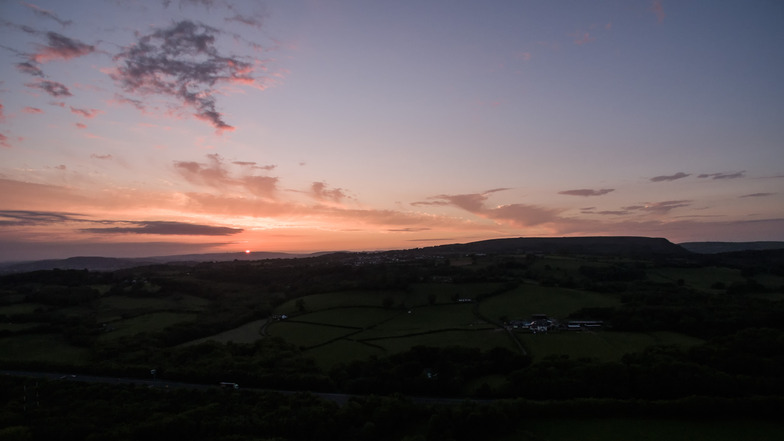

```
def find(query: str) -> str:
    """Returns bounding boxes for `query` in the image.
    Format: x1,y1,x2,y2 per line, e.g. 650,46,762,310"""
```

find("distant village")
504,314,604,333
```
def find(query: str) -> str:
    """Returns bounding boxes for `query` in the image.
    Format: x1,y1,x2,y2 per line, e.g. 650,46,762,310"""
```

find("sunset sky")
1,0,783,262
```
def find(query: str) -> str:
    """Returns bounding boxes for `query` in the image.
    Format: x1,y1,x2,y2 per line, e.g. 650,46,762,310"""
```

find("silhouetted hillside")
680,241,784,254
0,251,323,274
421,236,690,257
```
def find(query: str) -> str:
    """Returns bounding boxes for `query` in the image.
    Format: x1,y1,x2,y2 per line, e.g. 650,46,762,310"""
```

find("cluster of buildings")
505,314,604,333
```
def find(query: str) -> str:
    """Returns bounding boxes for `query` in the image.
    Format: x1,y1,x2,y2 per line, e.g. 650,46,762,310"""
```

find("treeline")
2,377,783,441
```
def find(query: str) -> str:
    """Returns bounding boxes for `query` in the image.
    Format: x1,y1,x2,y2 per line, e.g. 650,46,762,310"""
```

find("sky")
1,0,783,262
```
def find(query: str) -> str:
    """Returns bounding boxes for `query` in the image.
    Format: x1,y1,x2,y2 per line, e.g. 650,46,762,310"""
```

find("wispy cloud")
26,79,72,97
81,220,243,236
311,181,349,203
698,171,745,180
111,20,268,131
32,32,94,63
90,154,112,160
232,161,276,171
650,0,666,23
572,32,595,46
624,200,691,214
740,192,774,198
650,172,690,182
16,61,44,77
174,154,279,198
413,189,560,227
70,107,102,118
0,209,240,236
22,106,44,114
412,188,510,213
23,2,72,27
558,188,614,197
0,209,82,226
0,133,12,148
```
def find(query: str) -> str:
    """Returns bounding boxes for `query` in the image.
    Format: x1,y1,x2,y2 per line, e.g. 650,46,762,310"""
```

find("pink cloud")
311,181,348,203
413,189,561,228
90,154,112,160
0,133,11,148
75,123,87,129
573,32,595,46
32,32,94,63
173,154,279,199
515,51,532,61
650,0,666,23
16,62,44,77
70,107,102,118
23,106,44,114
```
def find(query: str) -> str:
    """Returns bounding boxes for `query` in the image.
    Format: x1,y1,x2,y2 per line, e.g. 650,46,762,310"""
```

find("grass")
181,319,267,346
304,339,385,369
511,418,784,441
266,321,357,348
366,329,516,354
99,312,197,340
275,290,408,314
0,323,44,332
293,307,400,328
0,334,90,365
518,331,704,362
0,303,45,315
274,283,503,315
647,266,745,291
479,284,619,321
355,304,483,339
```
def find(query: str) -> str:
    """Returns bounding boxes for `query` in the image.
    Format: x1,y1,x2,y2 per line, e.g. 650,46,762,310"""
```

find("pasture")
181,318,267,346
512,418,784,441
517,331,704,363
479,284,620,321
0,334,90,365
99,312,197,340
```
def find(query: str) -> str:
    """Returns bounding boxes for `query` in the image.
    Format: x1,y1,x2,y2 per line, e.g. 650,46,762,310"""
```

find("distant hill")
679,241,784,254
0,251,324,274
417,236,690,257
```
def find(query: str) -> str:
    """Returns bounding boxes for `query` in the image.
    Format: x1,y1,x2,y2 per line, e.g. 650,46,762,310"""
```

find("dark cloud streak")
558,188,614,197
27,80,72,97
81,221,242,236
23,3,72,26
698,171,745,180
650,172,690,182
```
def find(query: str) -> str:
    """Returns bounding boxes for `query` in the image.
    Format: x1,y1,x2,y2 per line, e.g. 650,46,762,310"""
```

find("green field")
479,284,620,321
517,331,704,362
99,312,197,340
182,318,267,346
366,329,516,355
647,266,745,291
0,303,45,315
292,307,400,328
266,321,358,348
274,283,502,315
510,418,784,441
0,334,90,365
